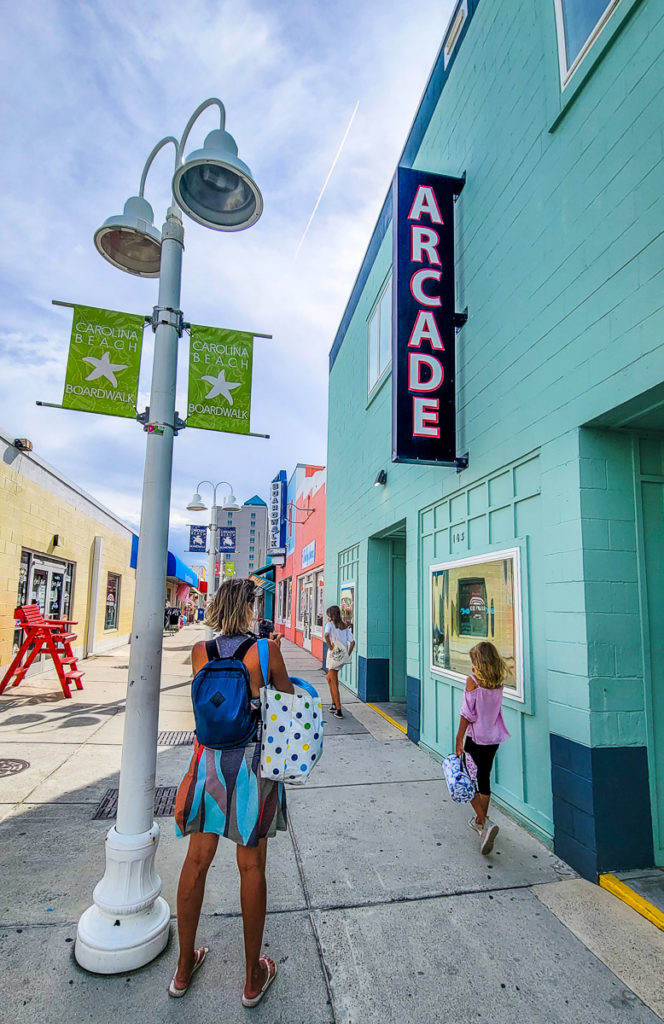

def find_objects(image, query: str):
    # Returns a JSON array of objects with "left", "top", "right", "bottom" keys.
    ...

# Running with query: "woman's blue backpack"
[{"left": 191, "top": 636, "right": 258, "bottom": 749}]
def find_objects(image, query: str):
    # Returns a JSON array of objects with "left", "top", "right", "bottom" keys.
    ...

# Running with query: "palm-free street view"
[{"left": 1, "top": 2, "right": 663, "bottom": 1022}]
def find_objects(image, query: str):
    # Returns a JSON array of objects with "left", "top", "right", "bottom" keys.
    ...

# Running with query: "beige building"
[{"left": 0, "top": 427, "right": 137, "bottom": 676}]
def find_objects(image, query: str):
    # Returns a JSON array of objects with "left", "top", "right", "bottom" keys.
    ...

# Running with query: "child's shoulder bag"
[{"left": 442, "top": 751, "right": 477, "bottom": 803}]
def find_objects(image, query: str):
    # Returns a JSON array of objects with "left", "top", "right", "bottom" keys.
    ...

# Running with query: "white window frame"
[
  {"left": 553, "top": 0, "right": 622, "bottom": 86},
  {"left": 429, "top": 547, "right": 524, "bottom": 703},
  {"left": 277, "top": 577, "right": 292, "bottom": 625},
  {"left": 367, "top": 275, "right": 392, "bottom": 395},
  {"left": 313, "top": 569, "right": 325, "bottom": 637},
  {"left": 443, "top": 0, "right": 468, "bottom": 69}
]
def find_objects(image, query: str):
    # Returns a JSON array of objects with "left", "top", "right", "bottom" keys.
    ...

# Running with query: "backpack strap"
[
  {"left": 233, "top": 635, "right": 257, "bottom": 663},
  {"left": 205, "top": 638, "right": 220, "bottom": 662},
  {"left": 256, "top": 637, "right": 270, "bottom": 687}
]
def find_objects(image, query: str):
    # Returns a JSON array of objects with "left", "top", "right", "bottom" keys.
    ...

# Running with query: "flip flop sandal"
[
  {"left": 242, "top": 955, "right": 277, "bottom": 1007},
  {"left": 168, "top": 946, "right": 208, "bottom": 998}
]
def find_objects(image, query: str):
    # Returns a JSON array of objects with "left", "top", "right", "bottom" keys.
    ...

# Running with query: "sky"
[{"left": 0, "top": 0, "right": 454, "bottom": 567}]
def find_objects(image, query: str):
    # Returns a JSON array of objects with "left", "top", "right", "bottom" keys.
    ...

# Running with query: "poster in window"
[
  {"left": 339, "top": 583, "right": 355, "bottom": 631},
  {"left": 430, "top": 549, "right": 521, "bottom": 697}
]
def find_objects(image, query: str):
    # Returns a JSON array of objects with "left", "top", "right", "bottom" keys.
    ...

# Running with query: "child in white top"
[{"left": 324, "top": 605, "right": 354, "bottom": 718}]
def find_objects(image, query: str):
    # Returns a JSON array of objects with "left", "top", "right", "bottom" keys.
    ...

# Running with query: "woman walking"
[
  {"left": 171, "top": 578, "right": 294, "bottom": 1004},
  {"left": 455, "top": 641, "right": 510, "bottom": 855},
  {"left": 324, "top": 604, "right": 354, "bottom": 718}
]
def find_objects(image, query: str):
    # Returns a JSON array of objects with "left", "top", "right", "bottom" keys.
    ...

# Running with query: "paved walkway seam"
[
  {"left": 599, "top": 873, "right": 664, "bottom": 932},
  {"left": 288, "top": 818, "right": 338, "bottom": 1022}
]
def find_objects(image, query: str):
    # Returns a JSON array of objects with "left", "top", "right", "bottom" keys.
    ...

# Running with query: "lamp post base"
[{"left": 75, "top": 823, "right": 171, "bottom": 974}]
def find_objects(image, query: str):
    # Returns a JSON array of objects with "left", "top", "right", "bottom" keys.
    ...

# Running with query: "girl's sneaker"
[
  {"left": 333, "top": 709, "right": 343, "bottom": 718},
  {"left": 467, "top": 817, "right": 483, "bottom": 835},
  {"left": 480, "top": 819, "right": 499, "bottom": 855},
  {"left": 329, "top": 704, "right": 337, "bottom": 713}
]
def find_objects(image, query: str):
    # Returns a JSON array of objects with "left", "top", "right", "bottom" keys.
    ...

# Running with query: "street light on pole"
[
  {"left": 75, "top": 99, "right": 262, "bottom": 975},
  {"left": 187, "top": 481, "right": 239, "bottom": 637}
]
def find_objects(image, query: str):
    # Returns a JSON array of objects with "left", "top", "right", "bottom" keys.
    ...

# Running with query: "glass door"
[{"left": 302, "top": 576, "right": 314, "bottom": 651}]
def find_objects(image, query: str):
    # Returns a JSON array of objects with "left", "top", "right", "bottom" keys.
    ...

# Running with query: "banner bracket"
[
  {"left": 453, "top": 308, "right": 468, "bottom": 331},
  {"left": 151, "top": 305, "right": 184, "bottom": 336}
]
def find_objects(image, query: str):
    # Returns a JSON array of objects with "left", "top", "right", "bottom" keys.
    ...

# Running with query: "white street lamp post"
[
  {"left": 187, "top": 480, "right": 239, "bottom": 638},
  {"left": 75, "top": 99, "right": 262, "bottom": 974}
]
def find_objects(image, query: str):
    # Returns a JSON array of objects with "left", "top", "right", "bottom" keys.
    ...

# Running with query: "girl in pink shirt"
[{"left": 455, "top": 642, "right": 510, "bottom": 855}]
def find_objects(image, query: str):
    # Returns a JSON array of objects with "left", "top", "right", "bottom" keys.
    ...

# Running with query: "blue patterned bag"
[
  {"left": 442, "top": 752, "right": 477, "bottom": 803},
  {"left": 257, "top": 638, "right": 324, "bottom": 785}
]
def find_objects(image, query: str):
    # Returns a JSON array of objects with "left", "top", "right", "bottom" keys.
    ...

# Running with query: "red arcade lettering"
[{"left": 407, "top": 186, "right": 445, "bottom": 440}]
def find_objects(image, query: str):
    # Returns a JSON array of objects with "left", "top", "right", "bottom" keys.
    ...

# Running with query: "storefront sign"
[
  {"left": 188, "top": 525, "right": 208, "bottom": 552},
  {"left": 187, "top": 325, "right": 254, "bottom": 434},
  {"left": 218, "top": 526, "right": 236, "bottom": 554},
  {"left": 268, "top": 473, "right": 286, "bottom": 554},
  {"left": 392, "top": 168, "right": 465, "bottom": 464},
  {"left": 302, "top": 540, "right": 316, "bottom": 569},
  {"left": 62, "top": 305, "right": 145, "bottom": 419}
]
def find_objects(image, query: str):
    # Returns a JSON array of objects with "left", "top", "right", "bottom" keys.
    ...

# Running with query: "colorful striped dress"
[{"left": 174, "top": 635, "right": 288, "bottom": 847}]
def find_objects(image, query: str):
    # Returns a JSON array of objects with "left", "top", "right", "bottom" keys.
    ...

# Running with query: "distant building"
[
  {"left": 274, "top": 465, "right": 326, "bottom": 661},
  {"left": 221, "top": 495, "right": 268, "bottom": 579},
  {"left": 0, "top": 427, "right": 137, "bottom": 671},
  {"left": 0, "top": 426, "right": 199, "bottom": 676}
]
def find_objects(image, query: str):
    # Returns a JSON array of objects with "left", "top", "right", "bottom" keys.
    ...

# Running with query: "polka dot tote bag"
[{"left": 257, "top": 638, "right": 324, "bottom": 784}]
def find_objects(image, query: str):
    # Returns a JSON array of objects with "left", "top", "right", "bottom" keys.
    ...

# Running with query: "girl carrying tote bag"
[{"left": 257, "top": 638, "right": 324, "bottom": 784}]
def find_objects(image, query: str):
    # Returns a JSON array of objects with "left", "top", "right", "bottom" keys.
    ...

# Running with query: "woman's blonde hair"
[
  {"left": 205, "top": 577, "right": 256, "bottom": 635},
  {"left": 469, "top": 641, "right": 507, "bottom": 689}
]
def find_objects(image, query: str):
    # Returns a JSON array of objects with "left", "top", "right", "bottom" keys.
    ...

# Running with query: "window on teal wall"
[
  {"left": 554, "top": 0, "right": 622, "bottom": 84},
  {"left": 368, "top": 276, "right": 392, "bottom": 394},
  {"left": 430, "top": 548, "right": 524, "bottom": 701}
]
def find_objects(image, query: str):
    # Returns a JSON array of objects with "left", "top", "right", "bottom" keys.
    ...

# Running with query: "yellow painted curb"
[
  {"left": 367, "top": 702, "right": 407, "bottom": 734},
  {"left": 599, "top": 873, "right": 664, "bottom": 932}
]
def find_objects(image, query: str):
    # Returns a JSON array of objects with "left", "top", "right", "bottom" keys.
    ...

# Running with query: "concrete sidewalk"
[{"left": 1, "top": 629, "right": 663, "bottom": 1023}]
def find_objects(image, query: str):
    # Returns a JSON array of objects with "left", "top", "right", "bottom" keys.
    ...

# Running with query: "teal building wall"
[{"left": 325, "top": 0, "right": 664, "bottom": 877}]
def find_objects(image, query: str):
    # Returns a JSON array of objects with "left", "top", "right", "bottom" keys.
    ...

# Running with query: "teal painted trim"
[
  {"left": 550, "top": 0, "right": 647, "bottom": 132},
  {"left": 632, "top": 434, "right": 664, "bottom": 863}
]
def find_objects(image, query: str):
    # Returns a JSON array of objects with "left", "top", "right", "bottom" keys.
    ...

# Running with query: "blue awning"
[{"left": 166, "top": 552, "right": 198, "bottom": 587}]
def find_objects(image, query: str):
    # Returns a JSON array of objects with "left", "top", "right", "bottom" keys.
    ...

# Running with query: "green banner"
[
  {"left": 187, "top": 325, "right": 254, "bottom": 434},
  {"left": 62, "top": 305, "right": 145, "bottom": 419}
]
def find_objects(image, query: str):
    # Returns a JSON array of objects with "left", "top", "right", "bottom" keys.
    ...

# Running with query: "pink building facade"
[{"left": 274, "top": 464, "right": 326, "bottom": 662}]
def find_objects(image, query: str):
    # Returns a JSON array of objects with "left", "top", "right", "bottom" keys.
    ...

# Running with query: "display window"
[
  {"left": 430, "top": 547, "right": 523, "bottom": 700},
  {"left": 13, "top": 548, "right": 75, "bottom": 655},
  {"left": 105, "top": 572, "right": 121, "bottom": 630},
  {"left": 277, "top": 577, "right": 292, "bottom": 624}
]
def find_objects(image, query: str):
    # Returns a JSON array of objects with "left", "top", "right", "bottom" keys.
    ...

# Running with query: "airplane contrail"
[{"left": 294, "top": 100, "right": 360, "bottom": 259}]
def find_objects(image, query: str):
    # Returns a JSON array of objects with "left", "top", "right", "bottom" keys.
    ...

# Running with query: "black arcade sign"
[{"left": 392, "top": 167, "right": 465, "bottom": 465}]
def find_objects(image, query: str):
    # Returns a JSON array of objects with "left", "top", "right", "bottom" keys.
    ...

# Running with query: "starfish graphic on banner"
[
  {"left": 62, "top": 304, "right": 145, "bottom": 419},
  {"left": 187, "top": 325, "right": 254, "bottom": 434}
]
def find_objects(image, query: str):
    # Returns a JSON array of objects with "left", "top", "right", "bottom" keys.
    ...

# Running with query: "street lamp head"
[
  {"left": 172, "top": 129, "right": 263, "bottom": 232},
  {"left": 187, "top": 492, "right": 208, "bottom": 511},
  {"left": 93, "top": 195, "right": 162, "bottom": 277},
  {"left": 221, "top": 493, "right": 241, "bottom": 511}
]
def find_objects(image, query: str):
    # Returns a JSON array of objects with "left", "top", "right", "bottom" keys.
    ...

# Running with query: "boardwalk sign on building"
[
  {"left": 62, "top": 305, "right": 145, "bottom": 419},
  {"left": 392, "top": 168, "right": 465, "bottom": 465}
]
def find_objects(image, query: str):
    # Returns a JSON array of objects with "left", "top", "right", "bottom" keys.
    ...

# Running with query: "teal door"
[
  {"left": 390, "top": 544, "right": 407, "bottom": 701},
  {"left": 641, "top": 476, "right": 664, "bottom": 865}
]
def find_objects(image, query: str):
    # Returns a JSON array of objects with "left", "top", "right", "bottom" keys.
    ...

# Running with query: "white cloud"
[{"left": 1, "top": 0, "right": 454, "bottom": 566}]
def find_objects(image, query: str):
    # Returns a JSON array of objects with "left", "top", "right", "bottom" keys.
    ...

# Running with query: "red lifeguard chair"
[{"left": 0, "top": 604, "right": 85, "bottom": 698}]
